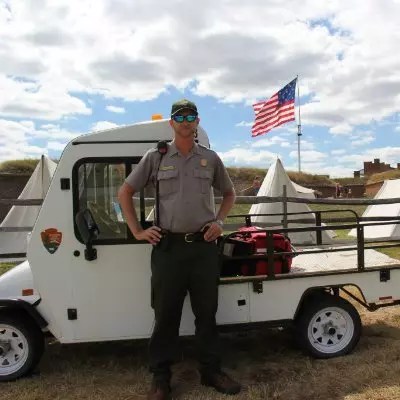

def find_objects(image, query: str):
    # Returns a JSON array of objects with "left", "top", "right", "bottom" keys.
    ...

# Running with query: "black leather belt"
[{"left": 166, "top": 231, "right": 207, "bottom": 243}]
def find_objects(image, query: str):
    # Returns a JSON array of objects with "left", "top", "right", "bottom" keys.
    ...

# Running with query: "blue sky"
[{"left": 1, "top": 0, "right": 400, "bottom": 177}]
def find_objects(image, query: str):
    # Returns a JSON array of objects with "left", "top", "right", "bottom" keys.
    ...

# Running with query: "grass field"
[
  {"left": 0, "top": 263, "right": 15, "bottom": 276},
  {"left": 0, "top": 272, "right": 399, "bottom": 400},
  {"left": 1, "top": 204, "right": 400, "bottom": 399}
]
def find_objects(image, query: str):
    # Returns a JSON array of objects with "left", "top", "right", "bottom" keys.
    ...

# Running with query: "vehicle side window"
[
  {"left": 75, "top": 159, "right": 156, "bottom": 243},
  {"left": 77, "top": 162, "right": 128, "bottom": 240}
]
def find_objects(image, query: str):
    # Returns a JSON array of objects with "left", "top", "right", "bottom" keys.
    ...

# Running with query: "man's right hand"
[{"left": 134, "top": 226, "right": 162, "bottom": 245}]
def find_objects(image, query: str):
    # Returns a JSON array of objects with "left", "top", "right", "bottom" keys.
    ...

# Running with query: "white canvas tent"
[
  {"left": 249, "top": 158, "right": 334, "bottom": 245},
  {"left": 0, "top": 155, "right": 57, "bottom": 256},
  {"left": 292, "top": 181, "right": 315, "bottom": 199},
  {"left": 349, "top": 179, "right": 400, "bottom": 239}
]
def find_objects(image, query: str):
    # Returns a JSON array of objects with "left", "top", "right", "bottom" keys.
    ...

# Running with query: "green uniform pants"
[{"left": 149, "top": 239, "right": 221, "bottom": 379}]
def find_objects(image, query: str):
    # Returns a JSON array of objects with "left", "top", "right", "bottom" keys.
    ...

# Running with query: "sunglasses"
[{"left": 172, "top": 115, "right": 197, "bottom": 123}]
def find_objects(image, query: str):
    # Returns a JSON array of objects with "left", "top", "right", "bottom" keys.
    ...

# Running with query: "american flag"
[{"left": 252, "top": 78, "right": 297, "bottom": 137}]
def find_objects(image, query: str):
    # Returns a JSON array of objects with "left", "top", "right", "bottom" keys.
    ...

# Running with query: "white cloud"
[
  {"left": 22, "top": 145, "right": 46, "bottom": 155},
  {"left": 40, "top": 123, "right": 58, "bottom": 130},
  {"left": 339, "top": 147, "right": 400, "bottom": 169},
  {"left": 91, "top": 121, "right": 120, "bottom": 131},
  {"left": 0, "top": 76, "right": 92, "bottom": 120},
  {"left": 329, "top": 123, "right": 353, "bottom": 135},
  {"left": 340, "top": 154, "right": 368, "bottom": 166},
  {"left": 33, "top": 125, "right": 81, "bottom": 140},
  {"left": 289, "top": 150, "right": 327, "bottom": 162},
  {"left": 251, "top": 136, "right": 290, "bottom": 148},
  {"left": 0, "top": 142, "right": 47, "bottom": 162},
  {"left": 1, "top": 0, "right": 399, "bottom": 130},
  {"left": 300, "top": 140, "right": 316, "bottom": 150},
  {"left": 236, "top": 121, "right": 252, "bottom": 127},
  {"left": 395, "top": 126, "right": 400, "bottom": 132},
  {"left": 218, "top": 148, "right": 279, "bottom": 166},
  {"left": 331, "top": 149, "right": 346, "bottom": 155},
  {"left": 0, "top": 119, "right": 34, "bottom": 145},
  {"left": 47, "top": 141, "right": 67, "bottom": 151},
  {"left": 300, "top": 163, "right": 354, "bottom": 178},
  {"left": 351, "top": 136, "right": 375, "bottom": 146},
  {"left": 0, "top": 118, "right": 81, "bottom": 161},
  {"left": 285, "top": 127, "right": 298, "bottom": 134},
  {"left": 106, "top": 105, "right": 125, "bottom": 113}
]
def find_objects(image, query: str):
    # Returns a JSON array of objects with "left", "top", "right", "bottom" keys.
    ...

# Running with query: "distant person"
[
  {"left": 252, "top": 176, "right": 261, "bottom": 195},
  {"left": 343, "top": 186, "right": 349, "bottom": 198},
  {"left": 335, "top": 183, "right": 340, "bottom": 198},
  {"left": 348, "top": 187, "right": 352, "bottom": 197}
]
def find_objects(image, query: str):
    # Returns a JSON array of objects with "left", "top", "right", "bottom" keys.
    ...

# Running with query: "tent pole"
[
  {"left": 41, "top": 154, "right": 45, "bottom": 198},
  {"left": 282, "top": 184, "right": 288, "bottom": 228}
]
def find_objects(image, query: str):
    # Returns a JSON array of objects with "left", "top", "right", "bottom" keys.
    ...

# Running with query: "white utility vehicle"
[{"left": 1, "top": 118, "right": 400, "bottom": 382}]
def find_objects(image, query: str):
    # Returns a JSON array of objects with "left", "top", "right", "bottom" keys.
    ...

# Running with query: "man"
[{"left": 118, "top": 99, "right": 241, "bottom": 400}]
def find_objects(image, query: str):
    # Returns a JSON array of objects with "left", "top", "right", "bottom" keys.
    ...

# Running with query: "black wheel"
[
  {"left": 0, "top": 313, "right": 45, "bottom": 381},
  {"left": 296, "top": 295, "right": 362, "bottom": 359}
]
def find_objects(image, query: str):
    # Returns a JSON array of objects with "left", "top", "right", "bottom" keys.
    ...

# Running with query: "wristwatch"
[{"left": 215, "top": 219, "right": 224, "bottom": 227}]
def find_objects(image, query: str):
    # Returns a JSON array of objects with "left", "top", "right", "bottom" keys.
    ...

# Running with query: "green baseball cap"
[{"left": 171, "top": 99, "right": 198, "bottom": 116}]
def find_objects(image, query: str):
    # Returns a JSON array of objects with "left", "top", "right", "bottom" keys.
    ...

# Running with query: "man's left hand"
[{"left": 202, "top": 221, "right": 223, "bottom": 242}]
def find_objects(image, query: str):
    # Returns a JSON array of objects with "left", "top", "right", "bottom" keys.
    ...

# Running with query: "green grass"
[
  {"left": 368, "top": 169, "right": 400, "bottom": 184},
  {"left": 0, "top": 158, "right": 59, "bottom": 173},
  {"left": 0, "top": 263, "right": 16, "bottom": 276},
  {"left": 0, "top": 159, "right": 40, "bottom": 173},
  {"left": 379, "top": 246, "right": 400, "bottom": 259}
]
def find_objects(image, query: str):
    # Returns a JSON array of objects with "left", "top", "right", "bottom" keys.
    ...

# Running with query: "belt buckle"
[{"left": 184, "top": 233, "right": 194, "bottom": 243}]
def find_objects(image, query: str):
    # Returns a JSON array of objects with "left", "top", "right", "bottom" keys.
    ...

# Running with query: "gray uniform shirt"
[{"left": 125, "top": 141, "right": 234, "bottom": 233}]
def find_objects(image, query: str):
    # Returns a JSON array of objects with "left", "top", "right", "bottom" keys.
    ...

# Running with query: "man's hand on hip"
[
  {"left": 134, "top": 226, "right": 162, "bottom": 245},
  {"left": 202, "top": 222, "right": 223, "bottom": 242}
]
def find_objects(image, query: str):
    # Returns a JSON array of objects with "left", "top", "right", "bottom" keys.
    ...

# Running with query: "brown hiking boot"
[
  {"left": 201, "top": 370, "right": 241, "bottom": 395},
  {"left": 147, "top": 379, "right": 172, "bottom": 400}
]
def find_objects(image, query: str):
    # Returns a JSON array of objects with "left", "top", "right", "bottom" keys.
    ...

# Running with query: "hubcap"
[
  {"left": 0, "top": 340, "right": 11, "bottom": 357},
  {"left": 307, "top": 306, "right": 354, "bottom": 354},
  {"left": 327, "top": 327, "right": 337, "bottom": 336},
  {"left": 0, "top": 325, "right": 29, "bottom": 376}
]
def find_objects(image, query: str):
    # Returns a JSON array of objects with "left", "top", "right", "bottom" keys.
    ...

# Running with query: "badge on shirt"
[
  {"left": 200, "top": 159, "right": 208, "bottom": 167},
  {"left": 160, "top": 166, "right": 175, "bottom": 171}
]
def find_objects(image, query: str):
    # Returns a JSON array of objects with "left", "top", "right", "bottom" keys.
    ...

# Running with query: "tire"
[
  {"left": 0, "top": 313, "right": 45, "bottom": 382},
  {"left": 296, "top": 294, "right": 362, "bottom": 359}
]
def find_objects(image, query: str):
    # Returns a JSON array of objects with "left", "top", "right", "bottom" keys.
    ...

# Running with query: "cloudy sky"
[{"left": 1, "top": 0, "right": 400, "bottom": 177}]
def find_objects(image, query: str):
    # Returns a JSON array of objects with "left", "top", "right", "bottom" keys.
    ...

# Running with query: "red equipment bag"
[{"left": 228, "top": 226, "right": 294, "bottom": 276}]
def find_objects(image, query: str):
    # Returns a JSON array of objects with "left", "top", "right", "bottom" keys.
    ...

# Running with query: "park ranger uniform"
[{"left": 125, "top": 139, "right": 234, "bottom": 382}]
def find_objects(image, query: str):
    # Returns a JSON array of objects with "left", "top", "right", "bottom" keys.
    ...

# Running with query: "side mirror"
[{"left": 75, "top": 209, "right": 100, "bottom": 261}]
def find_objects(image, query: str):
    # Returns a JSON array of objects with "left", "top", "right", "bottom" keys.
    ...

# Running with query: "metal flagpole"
[{"left": 296, "top": 75, "right": 302, "bottom": 172}]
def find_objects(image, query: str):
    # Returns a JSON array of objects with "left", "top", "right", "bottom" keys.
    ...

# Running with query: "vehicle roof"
[{"left": 71, "top": 119, "right": 210, "bottom": 147}]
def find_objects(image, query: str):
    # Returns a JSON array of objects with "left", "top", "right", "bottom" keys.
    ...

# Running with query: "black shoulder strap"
[{"left": 154, "top": 141, "right": 169, "bottom": 227}]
